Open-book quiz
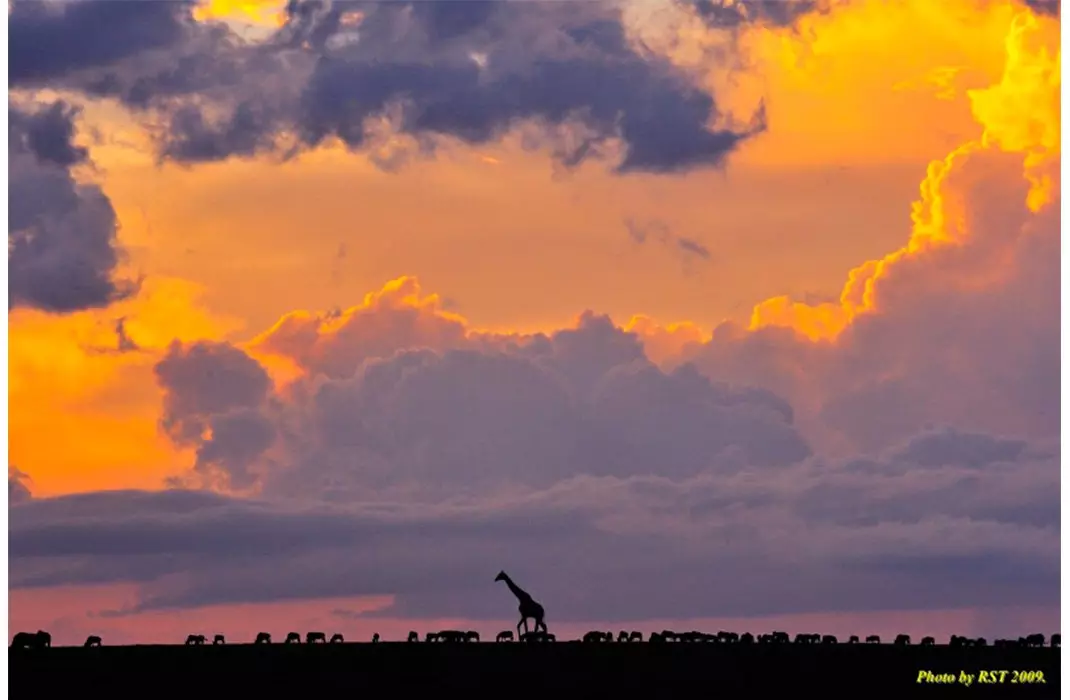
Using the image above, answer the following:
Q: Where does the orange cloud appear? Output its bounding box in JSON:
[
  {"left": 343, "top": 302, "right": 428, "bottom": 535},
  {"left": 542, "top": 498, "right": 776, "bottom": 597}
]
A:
[{"left": 749, "top": 3, "right": 1059, "bottom": 341}]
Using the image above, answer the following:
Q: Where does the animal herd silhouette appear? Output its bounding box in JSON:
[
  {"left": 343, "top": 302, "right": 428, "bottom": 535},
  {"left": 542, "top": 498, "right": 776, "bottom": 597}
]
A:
[{"left": 8, "top": 572, "right": 1062, "bottom": 650}]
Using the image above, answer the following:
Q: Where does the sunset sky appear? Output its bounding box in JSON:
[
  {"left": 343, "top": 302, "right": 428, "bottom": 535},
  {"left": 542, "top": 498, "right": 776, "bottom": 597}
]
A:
[{"left": 6, "top": 0, "right": 1063, "bottom": 645}]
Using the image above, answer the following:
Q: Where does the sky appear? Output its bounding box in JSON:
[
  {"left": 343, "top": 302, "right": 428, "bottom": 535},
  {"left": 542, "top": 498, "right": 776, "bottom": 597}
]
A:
[{"left": 6, "top": 0, "right": 1063, "bottom": 645}]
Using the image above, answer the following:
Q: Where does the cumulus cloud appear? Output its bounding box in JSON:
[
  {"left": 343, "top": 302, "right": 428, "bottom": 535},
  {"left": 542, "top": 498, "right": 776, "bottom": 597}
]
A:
[
  {"left": 154, "top": 340, "right": 278, "bottom": 490},
  {"left": 8, "top": 99, "right": 138, "bottom": 313},
  {"left": 679, "top": 11, "right": 1061, "bottom": 454},
  {"left": 152, "top": 284, "right": 809, "bottom": 497}
]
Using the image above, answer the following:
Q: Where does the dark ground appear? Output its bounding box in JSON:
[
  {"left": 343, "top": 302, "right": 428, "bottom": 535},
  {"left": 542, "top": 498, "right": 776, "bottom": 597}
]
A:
[{"left": 9, "top": 642, "right": 1061, "bottom": 698}]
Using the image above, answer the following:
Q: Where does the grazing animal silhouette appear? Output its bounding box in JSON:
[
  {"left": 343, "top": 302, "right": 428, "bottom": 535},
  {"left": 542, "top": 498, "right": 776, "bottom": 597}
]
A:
[
  {"left": 974, "top": 637, "right": 987, "bottom": 647},
  {"left": 717, "top": 631, "right": 739, "bottom": 643},
  {"left": 793, "top": 633, "right": 819, "bottom": 644},
  {"left": 920, "top": 636, "right": 935, "bottom": 646},
  {"left": 495, "top": 571, "right": 547, "bottom": 637},
  {"left": 649, "top": 632, "right": 664, "bottom": 643},
  {"left": 848, "top": 635, "right": 859, "bottom": 644},
  {"left": 255, "top": 632, "right": 271, "bottom": 644},
  {"left": 821, "top": 635, "right": 837, "bottom": 644},
  {"left": 407, "top": 631, "right": 419, "bottom": 643},
  {"left": 11, "top": 631, "right": 50, "bottom": 650},
  {"left": 84, "top": 635, "right": 102, "bottom": 648},
  {"left": 185, "top": 634, "right": 206, "bottom": 645},
  {"left": 740, "top": 633, "right": 755, "bottom": 644},
  {"left": 617, "top": 630, "right": 630, "bottom": 642},
  {"left": 372, "top": 633, "right": 380, "bottom": 643},
  {"left": 583, "top": 631, "right": 609, "bottom": 643},
  {"left": 1052, "top": 634, "right": 1060, "bottom": 647},
  {"left": 628, "top": 631, "right": 643, "bottom": 642},
  {"left": 894, "top": 634, "right": 911, "bottom": 646},
  {"left": 1025, "top": 633, "right": 1044, "bottom": 647},
  {"left": 285, "top": 632, "right": 301, "bottom": 644},
  {"left": 426, "top": 632, "right": 440, "bottom": 642},
  {"left": 213, "top": 635, "right": 225, "bottom": 645},
  {"left": 306, "top": 632, "right": 326, "bottom": 644},
  {"left": 865, "top": 635, "right": 880, "bottom": 644},
  {"left": 949, "top": 635, "right": 965, "bottom": 647},
  {"left": 496, "top": 631, "right": 514, "bottom": 642},
  {"left": 772, "top": 631, "right": 789, "bottom": 644},
  {"left": 330, "top": 634, "right": 344, "bottom": 644},
  {"left": 465, "top": 631, "right": 480, "bottom": 642}
]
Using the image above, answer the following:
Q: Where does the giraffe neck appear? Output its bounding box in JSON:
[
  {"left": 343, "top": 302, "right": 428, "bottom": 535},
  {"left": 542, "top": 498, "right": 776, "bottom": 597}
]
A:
[{"left": 503, "top": 575, "right": 530, "bottom": 602}]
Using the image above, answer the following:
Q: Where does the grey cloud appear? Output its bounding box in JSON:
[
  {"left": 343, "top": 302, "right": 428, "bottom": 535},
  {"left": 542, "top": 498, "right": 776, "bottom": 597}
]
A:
[
  {"left": 9, "top": 0, "right": 197, "bottom": 87},
  {"left": 625, "top": 218, "right": 712, "bottom": 267},
  {"left": 9, "top": 433, "right": 1058, "bottom": 621},
  {"left": 9, "top": 467, "right": 33, "bottom": 505},
  {"left": 690, "top": 0, "right": 832, "bottom": 29},
  {"left": 158, "top": 310, "right": 810, "bottom": 497},
  {"left": 9, "top": 100, "right": 138, "bottom": 313},
  {"left": 17, "top": 0, "right": 766, "bottom": 175},
  {"left": 154, "top": 341, "right": 277, "bottom": 489}
]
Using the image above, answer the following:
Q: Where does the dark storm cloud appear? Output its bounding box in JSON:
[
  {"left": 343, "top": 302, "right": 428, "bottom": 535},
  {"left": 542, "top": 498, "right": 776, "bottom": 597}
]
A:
[
  {"left": 689, "top": 0, "right": 830, "bottom": 28},
  {"left": 9, "top": 0, "right": 197, "bottom": 87},
  {"left": 9, "top": 100, "right": 138, "bottom": 313},
  {"left": 14, "top": 0, "right": 765, "bottom": 174}
]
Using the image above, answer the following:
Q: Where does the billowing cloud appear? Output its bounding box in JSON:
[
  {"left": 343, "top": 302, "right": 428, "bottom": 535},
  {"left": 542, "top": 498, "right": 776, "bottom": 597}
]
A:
[
  {"left": 154, "top": 340, "right": 277, "bottom": 489},
  {"left": 679, "top": 8, "right": 1060, "bottom": 453},
  {"left": 9, "top": 99, "right": 138, "bottom": 313},
  {"left": 151, "top": 282, "right": 809, "bottom": 495}
]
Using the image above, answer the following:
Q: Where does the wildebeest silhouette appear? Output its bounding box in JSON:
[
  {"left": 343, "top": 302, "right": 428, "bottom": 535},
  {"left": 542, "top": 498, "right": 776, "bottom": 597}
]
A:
[
  {"left": 407, "top": 631, "right": 419, "bottom": 643},
  {"left": 285, "top": 632, "right": 301, "bottom": 644},
  {"left": 213, "top": 635, "right": 225, "bottom": 645},
  {"left": 330, "top": 634, "right": 344, "bottom": 644},
  {"left": 11, "top": 631, "right": 51, "bottom": 649},
  {"left": 255, "top": 632, "right": 271, "bottom": 644},
  {"left": 496, "top": 631, "right": 514, "bottom": 642},
  {"left": 894, "top": 634, "right": 910, "bottom": 646},
  {"left": 185, "top": 634, "right": 206, "bottom": 645},
  {"left": 306, "top": 632, "right": 327, "bottom": 644},
  {"left": 84, "top": 635, "right": 102, "bottom": 648}
]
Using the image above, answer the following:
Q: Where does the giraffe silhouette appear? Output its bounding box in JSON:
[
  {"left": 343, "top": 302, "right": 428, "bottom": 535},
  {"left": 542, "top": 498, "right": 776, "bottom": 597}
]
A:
[{"left": 495, "top": 570, "right": 547, "bottom": 636}]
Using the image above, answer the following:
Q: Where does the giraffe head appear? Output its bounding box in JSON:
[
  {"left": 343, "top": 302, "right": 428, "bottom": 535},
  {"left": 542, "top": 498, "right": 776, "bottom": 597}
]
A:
[{"left": 495, "top": 570, "right": 507, "bottom": 582}]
